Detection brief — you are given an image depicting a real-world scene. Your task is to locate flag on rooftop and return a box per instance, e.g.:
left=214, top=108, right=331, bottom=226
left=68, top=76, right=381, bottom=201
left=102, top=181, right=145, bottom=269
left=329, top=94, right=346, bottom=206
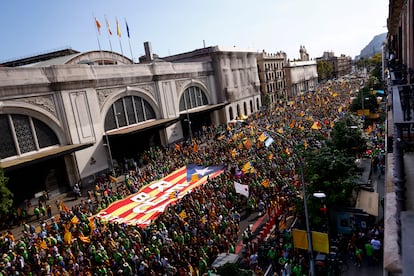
left=105, top=17, right=112, bottom=35
left=116, top=17, right=121, bottom=37
left=95, top=17, right=102, bottom=34
left=125, top=19, right=130, bottom=38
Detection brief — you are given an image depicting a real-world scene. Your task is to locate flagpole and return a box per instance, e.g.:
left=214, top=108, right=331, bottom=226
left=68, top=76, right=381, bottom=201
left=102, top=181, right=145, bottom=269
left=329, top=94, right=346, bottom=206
left=116, top=17, right=124, bottom=56
left=105, top=15, right=115, bottom=63
left=125, top=18, right=135, bottom=63
left=93, top=15, right=104, bottom=65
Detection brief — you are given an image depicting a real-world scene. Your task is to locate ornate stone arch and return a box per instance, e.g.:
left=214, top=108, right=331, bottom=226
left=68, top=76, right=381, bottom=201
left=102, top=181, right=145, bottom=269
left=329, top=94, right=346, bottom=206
left=101, top=87, right=162, bottom=132
left=178, top=79, right=211, bottom=112
left=0, top=101, right=66, bottom=144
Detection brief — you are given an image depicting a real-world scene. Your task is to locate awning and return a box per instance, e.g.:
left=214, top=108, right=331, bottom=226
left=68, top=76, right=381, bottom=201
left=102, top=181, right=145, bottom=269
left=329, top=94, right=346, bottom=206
left=1, top=143, right=94, bottom=170
left=182, top=103, right=227, bottom=115
left=355, top=190, right=379, bottom=216
left=105, top=117, right=179, bottom=136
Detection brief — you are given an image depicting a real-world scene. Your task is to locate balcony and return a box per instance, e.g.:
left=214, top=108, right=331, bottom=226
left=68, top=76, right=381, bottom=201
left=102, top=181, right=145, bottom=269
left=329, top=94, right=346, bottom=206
left=385, top=67, right=414, bottom=274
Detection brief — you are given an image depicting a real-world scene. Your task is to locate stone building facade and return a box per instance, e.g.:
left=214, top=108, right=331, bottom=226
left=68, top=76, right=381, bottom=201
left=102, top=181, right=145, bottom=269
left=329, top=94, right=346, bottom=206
left=0, top=45, right=261, bottom=203
left=256, top=50, right=288, bottom=107
left=284, top=46, right=318, bottom=98
left=317, top=51, right=352, bottom=79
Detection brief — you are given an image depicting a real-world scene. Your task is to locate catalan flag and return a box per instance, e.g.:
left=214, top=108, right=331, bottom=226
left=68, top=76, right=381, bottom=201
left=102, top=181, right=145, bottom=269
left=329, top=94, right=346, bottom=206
left=231, top=148, right=237, bottom=158
left=193, top=140, right=199, bottom=153
left=186, top=164, right=224, bottom=183
left=311, top=121, right=322, bottom=130
left=242, top=161, right=255, bottom=174
left=92, top=165, right=224, bottom=227
left=110, top=176, right=118, bottom=183
left=78, top=234, right=91, bottom=243
left=95, top=17, right=102, bottom=34
left=71, top=216, right=80, bottom=224
left=59, top=201, right=70, bottom=213
left=258, top=132, right=268, bottom=143
left=243, top=138, right=252, bottom=149
left=261, top=179, right=270, bottom=188
left=179, top=210, right=187, bottom=219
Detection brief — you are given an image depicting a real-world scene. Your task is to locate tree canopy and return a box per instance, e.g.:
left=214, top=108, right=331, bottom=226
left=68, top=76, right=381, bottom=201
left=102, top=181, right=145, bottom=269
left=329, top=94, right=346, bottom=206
left=0, top=168, right=13, bottom=216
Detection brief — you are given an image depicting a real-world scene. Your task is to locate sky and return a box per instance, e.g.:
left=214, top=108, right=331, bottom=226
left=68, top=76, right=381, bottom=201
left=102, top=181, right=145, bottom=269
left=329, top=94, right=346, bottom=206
left=0, top=0, right=389, bottom=63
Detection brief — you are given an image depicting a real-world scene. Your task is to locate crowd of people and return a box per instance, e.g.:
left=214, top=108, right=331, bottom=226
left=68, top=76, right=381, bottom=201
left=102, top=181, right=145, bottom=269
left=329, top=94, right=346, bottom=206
left=0, top=76, right=383, bottom=275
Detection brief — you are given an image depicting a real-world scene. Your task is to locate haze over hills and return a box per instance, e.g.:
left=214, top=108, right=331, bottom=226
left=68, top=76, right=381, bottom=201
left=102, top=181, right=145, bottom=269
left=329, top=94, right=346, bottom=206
left=356, top=32, right=387, bottom=59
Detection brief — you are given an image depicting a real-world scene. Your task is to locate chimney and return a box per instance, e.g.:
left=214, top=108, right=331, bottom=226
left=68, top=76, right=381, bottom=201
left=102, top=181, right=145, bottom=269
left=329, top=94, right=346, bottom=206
left=144, top=41, right=153, bottom=62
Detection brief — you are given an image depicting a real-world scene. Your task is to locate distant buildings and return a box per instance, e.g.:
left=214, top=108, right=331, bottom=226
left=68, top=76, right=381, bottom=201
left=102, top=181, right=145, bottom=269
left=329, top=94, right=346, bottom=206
left=256, top=50, right=288, bottom=106
left=258, top=46, right=318, bottom=105
left=316, top=51, right=352, bottom=79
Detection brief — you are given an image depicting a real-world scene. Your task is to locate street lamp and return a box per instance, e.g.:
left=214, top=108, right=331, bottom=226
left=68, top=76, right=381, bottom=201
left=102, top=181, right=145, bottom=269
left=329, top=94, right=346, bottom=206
left=104, top=132, right=116, bottom=176
left=242, top=121, right=315, bottom=276
left=184, top=80, right=193, bottom=141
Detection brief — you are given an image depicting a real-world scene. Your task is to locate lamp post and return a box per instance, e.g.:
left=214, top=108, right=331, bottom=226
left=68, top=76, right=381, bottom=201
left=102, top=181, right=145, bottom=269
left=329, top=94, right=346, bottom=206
left=104, top=132, right=116, bottom=176
left=184, top=80, right=193, bottom=142
left=243, top=121, right=315, bottom=276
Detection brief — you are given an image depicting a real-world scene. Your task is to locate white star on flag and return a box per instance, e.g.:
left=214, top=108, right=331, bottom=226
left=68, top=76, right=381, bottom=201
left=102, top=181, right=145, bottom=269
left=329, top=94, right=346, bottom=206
left=195, top=167, right=213, bottom=176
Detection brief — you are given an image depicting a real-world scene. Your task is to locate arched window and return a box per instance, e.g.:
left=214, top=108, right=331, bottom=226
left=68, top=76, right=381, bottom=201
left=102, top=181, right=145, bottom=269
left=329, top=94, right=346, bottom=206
left=256, top=98, right=260, bottom=110
left=236, top=104, right=240, bottom=118
left=104, top=96, right=156, bottom=132
left=229, top=107, right=234, bottom=121
left=243, top=102, right=248, bottom=116
left=179, top=86, right=208, bottom=111
left=0, top=114, right=59, bottom=159
left=250, top=100, right=253, bottom=113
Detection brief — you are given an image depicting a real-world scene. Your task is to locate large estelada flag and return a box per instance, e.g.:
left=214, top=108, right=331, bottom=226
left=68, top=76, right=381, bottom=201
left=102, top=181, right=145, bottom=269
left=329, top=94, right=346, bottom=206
left=92, top=164, right=224, bottom=228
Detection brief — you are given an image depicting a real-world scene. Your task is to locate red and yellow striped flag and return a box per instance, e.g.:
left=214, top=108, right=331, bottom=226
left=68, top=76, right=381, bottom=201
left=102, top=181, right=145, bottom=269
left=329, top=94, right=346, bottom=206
left=59, top=201, right=70, bottom=213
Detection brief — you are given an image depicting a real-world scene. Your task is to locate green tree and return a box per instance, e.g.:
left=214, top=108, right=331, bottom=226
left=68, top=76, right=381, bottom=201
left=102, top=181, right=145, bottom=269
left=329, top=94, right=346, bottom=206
left=317, top=60, right=333, bottom=81
left=328, top=114, right=367, bottom=156
left=349, top=88, right=379, bottom=114
left=0, top=168, right=13, bottom=216
left=304, top=146, right=359, bottom=228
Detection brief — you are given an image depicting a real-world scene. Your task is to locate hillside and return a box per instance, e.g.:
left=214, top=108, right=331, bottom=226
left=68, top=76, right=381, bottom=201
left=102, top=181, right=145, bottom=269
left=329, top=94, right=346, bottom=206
left=357, top=33, right=387, bottom=59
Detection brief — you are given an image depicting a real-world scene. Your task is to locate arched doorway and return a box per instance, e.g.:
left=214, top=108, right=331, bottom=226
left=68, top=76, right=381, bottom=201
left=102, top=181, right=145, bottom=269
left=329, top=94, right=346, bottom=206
left=103, top=95, right=163, bottom=170
left=0, top=114, right=69, bottom=204
left=179, top=85, right=211, bottom=140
